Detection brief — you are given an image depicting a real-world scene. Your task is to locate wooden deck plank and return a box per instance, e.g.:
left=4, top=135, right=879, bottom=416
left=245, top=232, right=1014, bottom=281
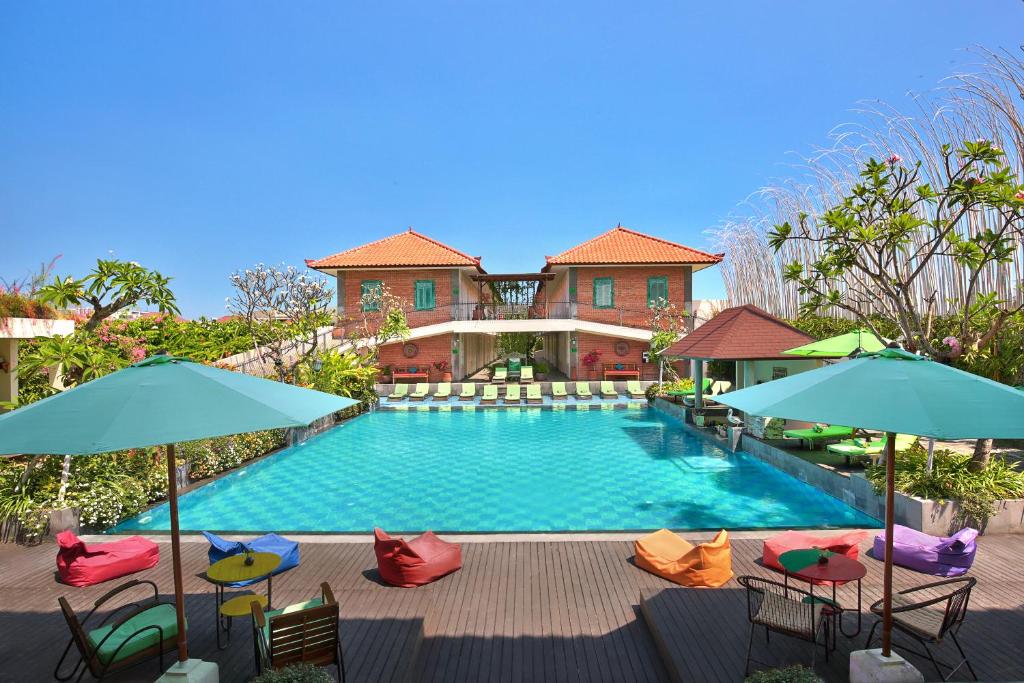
left=0, top=535, right=1020, bottom=682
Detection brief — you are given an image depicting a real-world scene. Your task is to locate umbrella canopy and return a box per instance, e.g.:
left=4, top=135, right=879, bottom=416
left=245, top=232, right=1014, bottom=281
left=717, top=348, right=1024, bottom=439
left=0, top=355, right=357, bottom=668
left=715, top=347, right=1024, bottom=660
left=782, top=328, right=888, bottom=358
left=0, top=355, right=357, bottom=455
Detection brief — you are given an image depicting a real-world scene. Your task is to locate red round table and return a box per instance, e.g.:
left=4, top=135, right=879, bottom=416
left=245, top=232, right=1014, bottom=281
left=779, top=548, right=867, bottom=639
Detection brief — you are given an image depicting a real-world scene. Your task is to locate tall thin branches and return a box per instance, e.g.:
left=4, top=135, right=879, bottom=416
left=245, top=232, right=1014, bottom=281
left=708, top=47, right=1024, bottom=319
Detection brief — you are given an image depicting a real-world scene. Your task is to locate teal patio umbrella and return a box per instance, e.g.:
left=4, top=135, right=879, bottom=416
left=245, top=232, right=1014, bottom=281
left=782, top=328, right=888, bottom=358
left=715, top=348, right=1024, bottom=658
left=0, top=355, right=357, bottom=666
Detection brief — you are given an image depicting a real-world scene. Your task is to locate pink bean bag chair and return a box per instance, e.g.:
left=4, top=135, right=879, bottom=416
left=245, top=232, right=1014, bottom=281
left=762, top=530, right=867, bottom=585
left=56, top=531, right=160, bottom=587
left=374, top=528, right=462, bottom=587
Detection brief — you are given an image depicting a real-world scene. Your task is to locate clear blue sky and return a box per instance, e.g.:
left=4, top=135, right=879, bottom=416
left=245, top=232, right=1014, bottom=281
left=3, top=3, right=1021, bottom=317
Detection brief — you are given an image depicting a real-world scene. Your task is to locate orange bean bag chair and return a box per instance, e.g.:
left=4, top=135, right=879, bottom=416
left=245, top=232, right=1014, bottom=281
left=374, top=528, right=462, bottom=587
left=762, top=530, right=867, bottom=585
left=634, top=529, right=733, bottom=588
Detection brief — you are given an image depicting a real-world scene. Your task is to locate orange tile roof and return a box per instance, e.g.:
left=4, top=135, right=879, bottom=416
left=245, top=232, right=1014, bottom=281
left=544, top=226, right=723, bottom=268
left=306, top=228, right=484, bottom=271
left=665, top=305, right=815, bottom=360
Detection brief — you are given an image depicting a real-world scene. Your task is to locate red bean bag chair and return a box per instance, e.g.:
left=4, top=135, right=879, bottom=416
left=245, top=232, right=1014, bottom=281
left=373, top=528, right=462, bottom=587
left=56, top=531, right=160, bottom=587
left=762, top=530, right=867, bottom=585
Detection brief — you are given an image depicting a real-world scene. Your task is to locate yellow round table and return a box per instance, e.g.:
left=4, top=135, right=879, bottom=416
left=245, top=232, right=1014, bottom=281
left=206, top=552, right=281, bottom=649
left=219, top=593, right=268, bottom=618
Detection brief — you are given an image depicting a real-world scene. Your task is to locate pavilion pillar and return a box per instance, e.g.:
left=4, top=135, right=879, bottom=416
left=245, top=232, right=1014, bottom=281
left=693, top=359, right=704, bottom=411
left=0, top=339, right=18, bottom=411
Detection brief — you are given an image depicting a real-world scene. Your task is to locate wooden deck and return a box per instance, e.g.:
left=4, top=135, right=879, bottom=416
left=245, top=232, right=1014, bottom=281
left=0, top=534, right=1021, bottom=682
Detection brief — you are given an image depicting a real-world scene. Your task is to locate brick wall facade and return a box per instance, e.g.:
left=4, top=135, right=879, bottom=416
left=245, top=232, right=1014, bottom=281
left=574, top=331, right=687, bottom=381
left=379, top=333, right=454, bottom=381
left=573, top=266, right=689, bottom=328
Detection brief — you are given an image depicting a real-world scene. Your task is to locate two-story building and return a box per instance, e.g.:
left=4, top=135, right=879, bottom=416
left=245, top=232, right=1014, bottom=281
left=306, top=225, right=722, bottom=381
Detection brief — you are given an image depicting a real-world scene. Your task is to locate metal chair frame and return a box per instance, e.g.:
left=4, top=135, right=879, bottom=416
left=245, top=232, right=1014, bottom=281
left=737, top=575, right=832, bottom=676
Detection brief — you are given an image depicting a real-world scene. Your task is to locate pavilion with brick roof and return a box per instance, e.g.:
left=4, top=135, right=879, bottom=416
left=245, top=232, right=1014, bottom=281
left=665, top=304, right=820, bottom=408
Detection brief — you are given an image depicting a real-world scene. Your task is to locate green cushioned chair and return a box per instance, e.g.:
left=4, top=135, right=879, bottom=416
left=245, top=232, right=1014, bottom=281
left=783, top=424, right=854, bottom=447
left=600, top=381, right=618, bottom=399
left=480, top=384, right=499, bottom=404
left=252, top=582, right=345, bottom=682
left=551, top=382, right=568, bottom=400
left=432, top=382, right=452, bottom=401
left=520, top=366, right=534, bottom=383
left=526, top=384, right=543, bottom=404
left=504, top=384, right=522, bottom=404
left=626, top=380, right=645, bottom=399
left=575, top=381, right=593, bottom=399
left=408, top=383, right=430, bottom=401
left=459, top=383, right=476, bottom=401
left=56, top=579, right=183, bottom=682
left=492, top=367, right=508, bottom=383
left=387, top=383, right=409, bottom=401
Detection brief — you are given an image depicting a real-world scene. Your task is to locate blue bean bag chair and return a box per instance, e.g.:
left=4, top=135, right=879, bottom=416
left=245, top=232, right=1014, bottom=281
left=202, top=531, right=300, bottom=587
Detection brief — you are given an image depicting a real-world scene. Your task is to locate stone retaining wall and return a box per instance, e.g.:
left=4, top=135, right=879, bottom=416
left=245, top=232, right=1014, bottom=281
left=652, top=398, right=1024, bottom=535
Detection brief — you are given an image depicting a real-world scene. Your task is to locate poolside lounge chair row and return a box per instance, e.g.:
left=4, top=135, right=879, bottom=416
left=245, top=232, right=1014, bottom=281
left=387, top=381, right=647, bottom=402
left=491, top=365, right=534, bottom=383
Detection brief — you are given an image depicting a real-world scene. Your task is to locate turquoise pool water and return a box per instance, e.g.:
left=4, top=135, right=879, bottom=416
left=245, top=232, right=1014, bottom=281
left=114, top=408, right=880, bottom=533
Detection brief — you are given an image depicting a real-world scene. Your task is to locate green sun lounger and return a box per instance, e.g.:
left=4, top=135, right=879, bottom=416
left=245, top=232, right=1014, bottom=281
left=387, top=383, right=409, bottom=401
left=408, top=383, right=429, bottom=401
left=783, top=425, right=854, bottom=446
left=492, top=367, right=508, bottom=383
left=459, top=383, right=476, bottom=401
left=575, top=381, right=592, bottom=399
left=526, top=384, right=543, bottom=404
left=600, top=381, right=617, bottom=399
left=432, top=382, right=452, bottom=401
left=626, top=380, right=645, bottom=399
left=827, top=433, right=918, bottom=464
left=665, top=378, right=712, bottom=398
left=520, top=366, right=534, bottom=383
left=480, top=384, right=499, bottom=404
left=504, top=384, right=522, bottom=404
left=551, top=382, right=568, bottom=399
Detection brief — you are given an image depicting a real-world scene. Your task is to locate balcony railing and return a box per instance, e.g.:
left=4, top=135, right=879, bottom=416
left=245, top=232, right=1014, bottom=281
left=334, top=300, right=695, bottom=336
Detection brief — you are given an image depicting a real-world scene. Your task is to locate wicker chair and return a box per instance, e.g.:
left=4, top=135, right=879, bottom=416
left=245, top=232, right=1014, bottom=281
left=737, top=575, right=831, bottom=676
left=864, top=577, right=977, bottom=681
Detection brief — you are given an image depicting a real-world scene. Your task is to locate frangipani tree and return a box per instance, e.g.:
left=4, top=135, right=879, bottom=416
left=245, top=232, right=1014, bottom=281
left=769, top=140, right=1024, bottom=466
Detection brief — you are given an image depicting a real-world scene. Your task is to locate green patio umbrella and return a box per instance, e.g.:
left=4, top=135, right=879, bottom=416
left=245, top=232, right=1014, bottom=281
left=715, top=348, right=1024, bottom=659
left=782, top=328, right=888, bottom=358
left=0, top=355, right=357, bottom=667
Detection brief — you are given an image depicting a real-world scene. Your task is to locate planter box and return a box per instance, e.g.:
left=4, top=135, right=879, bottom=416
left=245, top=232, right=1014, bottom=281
left=48, top=507, right=80, bottom=536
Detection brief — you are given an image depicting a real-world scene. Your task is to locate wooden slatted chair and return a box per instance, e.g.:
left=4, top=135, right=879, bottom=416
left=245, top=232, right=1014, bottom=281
left=55, top=579, right=181, bottom=683
left=252, top=582, right=346, bottom=682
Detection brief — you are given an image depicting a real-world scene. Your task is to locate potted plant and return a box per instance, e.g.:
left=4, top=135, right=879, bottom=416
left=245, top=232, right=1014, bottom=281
left=434, top=360, right=452, bottom=383
left=535, top=359, right=550, bottom=381
left=380, top=364, right=392, bottom=383
left=581, top=350, right=602, bottom=381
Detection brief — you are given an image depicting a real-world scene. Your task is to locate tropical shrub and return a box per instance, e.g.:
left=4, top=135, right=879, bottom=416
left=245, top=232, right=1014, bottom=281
left=180, top=430, right=287, bottom=480
left=295, top=349, right=377, bottom=403
left=865, top=442, right=1024, bottom=524
left=253, top=663, right=332, bottom=683
left=647, top=377, right=696, bottom=401
left=745, top=664, right=823, bottom=683
left=0, top=291, right=59, bottom=320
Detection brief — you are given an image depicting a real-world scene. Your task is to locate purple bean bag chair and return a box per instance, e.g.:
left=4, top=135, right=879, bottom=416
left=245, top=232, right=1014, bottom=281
left=873, top=525, right=978, bottom=577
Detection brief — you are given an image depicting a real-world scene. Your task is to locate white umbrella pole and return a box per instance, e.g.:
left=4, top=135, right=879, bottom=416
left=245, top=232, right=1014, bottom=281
left=165, top=443, right=189, bottom=663
left=882, top=432, right=896, bottom=657
left=926, top=438, right=935, bottom=473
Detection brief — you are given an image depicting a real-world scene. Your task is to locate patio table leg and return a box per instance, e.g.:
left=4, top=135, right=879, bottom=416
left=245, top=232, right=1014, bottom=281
left=839, top=577, right=863, bottom=638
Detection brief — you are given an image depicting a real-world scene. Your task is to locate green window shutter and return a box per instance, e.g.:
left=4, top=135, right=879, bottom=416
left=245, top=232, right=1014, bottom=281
left=414, top=280, right=435, bottom=311
left=593, top=277, right=614, bottom=309
left=647, top=276, right=668, bottom=308
left=360, top=280, right=382, bottom=312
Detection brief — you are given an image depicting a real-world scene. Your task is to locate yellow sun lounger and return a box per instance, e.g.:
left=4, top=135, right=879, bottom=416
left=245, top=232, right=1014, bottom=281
left=458, top=383, right=476, bottom=401
left=408, top=383, right=429, bottom=401
left=600, top=381, right=618, bottom=399
left=432, top=382, right=451, bottom=401
left=504, top=384, right=522, bottom=404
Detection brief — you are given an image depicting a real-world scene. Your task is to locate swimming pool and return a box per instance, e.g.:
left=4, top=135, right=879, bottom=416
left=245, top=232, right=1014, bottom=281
left=114, top=408, right=880, bottom=533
